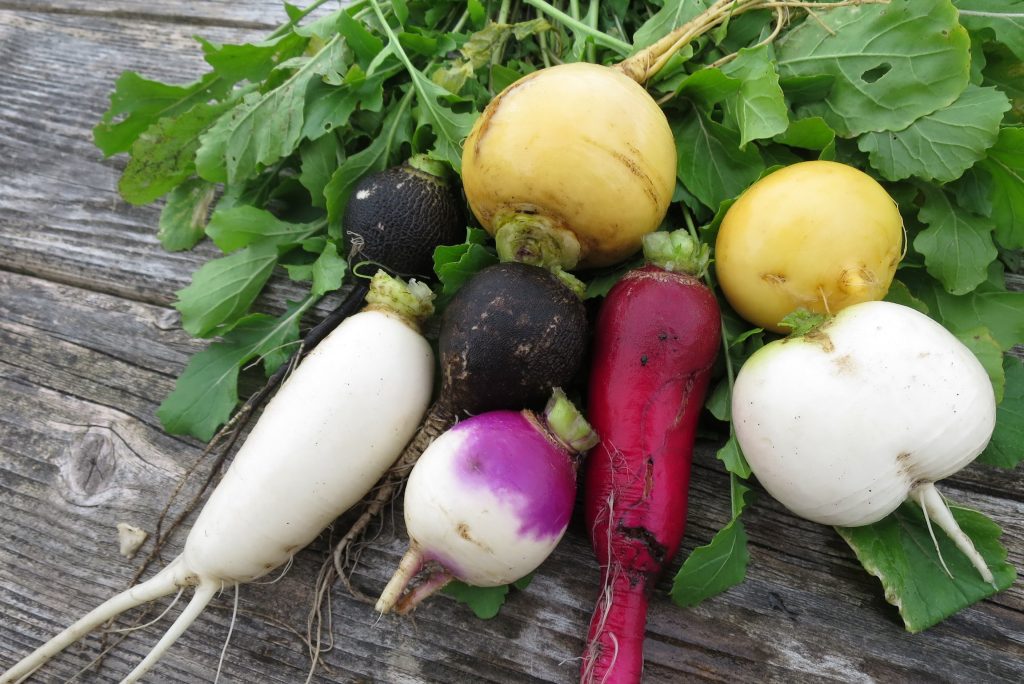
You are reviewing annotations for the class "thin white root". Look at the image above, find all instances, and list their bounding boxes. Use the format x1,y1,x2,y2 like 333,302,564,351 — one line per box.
918,493,954,580
912,483,995,586
375,546,424,614
214,585,240,684
1,562,182,684
121,581,218,684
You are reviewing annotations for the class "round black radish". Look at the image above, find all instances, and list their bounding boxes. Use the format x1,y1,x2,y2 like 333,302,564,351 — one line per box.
343,156,465,278
439,262,588,415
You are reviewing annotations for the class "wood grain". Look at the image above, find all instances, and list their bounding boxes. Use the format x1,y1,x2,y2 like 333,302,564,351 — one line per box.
1,3,1022,683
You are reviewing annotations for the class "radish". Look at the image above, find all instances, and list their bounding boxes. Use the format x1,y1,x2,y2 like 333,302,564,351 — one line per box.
732,301,997,583
375,389,598,613
2,271,436,684
580,230,721,683
325,262,589,577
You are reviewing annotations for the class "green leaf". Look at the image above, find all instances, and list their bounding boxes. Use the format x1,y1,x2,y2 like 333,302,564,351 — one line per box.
956,0,1024,61
194,93,260,183
339,11,384,66
157,299,312,440
442,582,511,619
673,68,741,108
118,101,231,205
979,127,1024,248
670,482,751,607
953,165,995,217
836,502,1016,633
311,241,348,296
773,116,835,150
299,134,341,207
978,355,1024,468
674,109,765,210
93,71,225,156
719,45,789,148
433,240,499,300
632,0,708,50
197,33,307,84
776,0,971,137
981,44,1024,122
205,206,324,253
858,85,1010,182
716,433,752,479
910,277,1024,351
914,187,998,295
174,241,279,337
373,5,479,171
157,178,216,252
883,279,930,314
956,327,1006,402
219,36,350,184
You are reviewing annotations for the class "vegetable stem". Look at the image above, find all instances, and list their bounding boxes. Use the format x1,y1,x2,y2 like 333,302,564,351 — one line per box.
521,0,631,53
543,388,599,454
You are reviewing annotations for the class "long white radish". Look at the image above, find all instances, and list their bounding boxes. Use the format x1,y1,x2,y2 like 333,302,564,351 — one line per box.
2,271,435,684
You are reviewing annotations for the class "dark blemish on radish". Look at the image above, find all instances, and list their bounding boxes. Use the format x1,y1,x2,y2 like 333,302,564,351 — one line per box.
640,355,648,366
762,273,787,284
451,412,575,539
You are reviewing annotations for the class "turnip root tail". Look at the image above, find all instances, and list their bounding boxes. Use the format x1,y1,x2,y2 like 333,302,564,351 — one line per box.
120,581,218,684
911,483,995,586
375,545,454,616
1,561,182,684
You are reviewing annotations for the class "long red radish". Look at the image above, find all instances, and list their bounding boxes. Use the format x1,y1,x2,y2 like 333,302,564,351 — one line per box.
1,271,435,684
581,231,721,683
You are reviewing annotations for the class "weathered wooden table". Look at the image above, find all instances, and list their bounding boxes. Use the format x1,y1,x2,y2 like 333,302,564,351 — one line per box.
2,2,1023,682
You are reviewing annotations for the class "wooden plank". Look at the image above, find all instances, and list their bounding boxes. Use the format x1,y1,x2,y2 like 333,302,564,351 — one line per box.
0,10,346,320
1,0,299,28
2,271,1022,683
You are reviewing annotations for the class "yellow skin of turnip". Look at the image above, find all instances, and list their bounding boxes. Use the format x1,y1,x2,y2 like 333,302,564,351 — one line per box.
715,161,903,333
461,62,677,270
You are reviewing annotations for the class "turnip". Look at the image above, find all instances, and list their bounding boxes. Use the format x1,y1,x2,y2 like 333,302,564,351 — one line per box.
732,301,997,583
580,231,721,683
2,271,436,684
324,263,589,586
375,389,598,614
715,161,904,333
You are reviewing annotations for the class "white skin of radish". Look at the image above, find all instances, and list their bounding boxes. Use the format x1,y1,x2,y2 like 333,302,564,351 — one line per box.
732,300,996,528
184,309,434,582
403,416,574,587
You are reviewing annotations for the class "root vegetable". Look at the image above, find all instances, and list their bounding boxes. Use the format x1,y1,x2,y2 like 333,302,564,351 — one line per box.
732,301,997,582
714,161,904,333
375,389,598,614
2,272,435,684
580,231,721,683
462,62,677,270
324,262,589,585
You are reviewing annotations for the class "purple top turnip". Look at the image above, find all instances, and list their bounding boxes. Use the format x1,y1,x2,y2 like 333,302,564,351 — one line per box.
375,389,598,614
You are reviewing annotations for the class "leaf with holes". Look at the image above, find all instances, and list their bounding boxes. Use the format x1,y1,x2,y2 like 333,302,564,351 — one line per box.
776,0,971,136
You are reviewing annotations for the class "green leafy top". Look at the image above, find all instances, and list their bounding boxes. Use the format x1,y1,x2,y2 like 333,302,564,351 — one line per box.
99,0,1023,630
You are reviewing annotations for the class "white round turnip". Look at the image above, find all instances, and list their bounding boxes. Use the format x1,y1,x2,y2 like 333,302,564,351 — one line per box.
732,301,997,582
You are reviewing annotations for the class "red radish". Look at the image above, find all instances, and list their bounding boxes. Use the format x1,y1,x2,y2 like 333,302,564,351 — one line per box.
580,230,721,683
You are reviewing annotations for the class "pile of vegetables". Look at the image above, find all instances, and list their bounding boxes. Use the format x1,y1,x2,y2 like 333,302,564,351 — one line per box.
4,0,1024,680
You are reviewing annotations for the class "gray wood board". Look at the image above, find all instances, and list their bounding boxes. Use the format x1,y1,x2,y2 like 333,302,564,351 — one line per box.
1,3,1022,683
